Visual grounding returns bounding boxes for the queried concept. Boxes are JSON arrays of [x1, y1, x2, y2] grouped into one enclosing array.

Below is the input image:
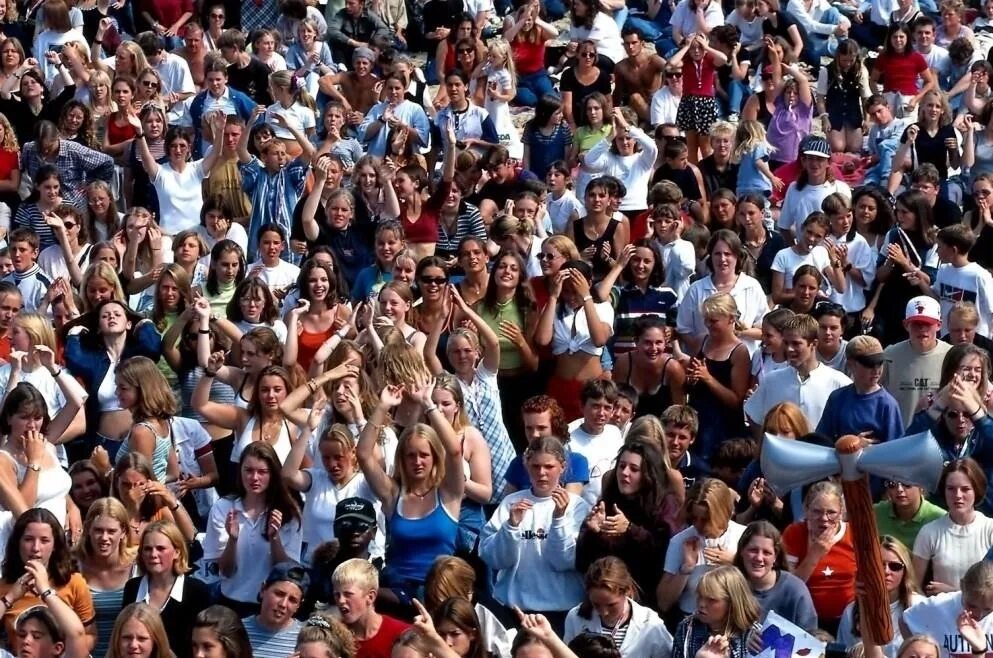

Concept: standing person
[[777, 134, 852, 242], [614, 28, 666, 125], [582, 109, 658, 221], [882, 295, 952, 423], [668, 34, 729, 163], [332, 558, 410, 658], [669, 567, 758, 658]]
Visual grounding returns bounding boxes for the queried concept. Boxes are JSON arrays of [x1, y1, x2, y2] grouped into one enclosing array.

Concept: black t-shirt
[[900, 122, 957, 179], [560, 66, 613, 125], [698, 156, 740, 197], [227, 59, 274, 106], [932, 196, 963, 228]]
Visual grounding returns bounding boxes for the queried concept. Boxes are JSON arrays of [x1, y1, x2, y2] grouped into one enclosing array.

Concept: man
[[812, 302, 847, 372], [136, 32, 196, 123], [177, 21, 207, 87], [864, 94, 914, 186], [914, 16, 952, 86], [874, 479, 945, 551], [21, 122, 114, 209], [217, 29, 274, 106], [614, 28, 665, 124], [189, 59, 257, 155], [909, 164, 962, 228], [327, 0, 392, 66], [202, 116, 252, 223], [0, 281, 21, 362], [319, 47, 381, 122], [243, 563, 307, 658], [433, 70, 500, 155], [745, 314, 852, 436], [881, 295, 952, 422], [333, 558, 409, 658], [697, 121, 738, 196]]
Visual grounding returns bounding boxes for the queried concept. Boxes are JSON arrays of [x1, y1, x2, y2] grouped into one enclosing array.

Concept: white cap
[[904, 296, 941, 325]]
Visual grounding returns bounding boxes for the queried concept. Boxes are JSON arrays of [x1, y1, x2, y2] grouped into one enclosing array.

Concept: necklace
[[409, 487, 432, 499]]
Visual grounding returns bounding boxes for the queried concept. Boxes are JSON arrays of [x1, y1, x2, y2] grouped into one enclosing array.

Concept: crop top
[[551, 301, 615, 357], [97, 362, 123, 412]]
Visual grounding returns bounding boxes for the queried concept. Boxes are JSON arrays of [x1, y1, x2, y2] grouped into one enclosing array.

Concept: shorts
[[676, 94, 720, 134], [828, 104, 863, 131]]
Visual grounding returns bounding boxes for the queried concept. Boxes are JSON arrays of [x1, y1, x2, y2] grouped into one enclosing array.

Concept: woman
[[837, 536, 925, 658], [736, 193, 785, 292], [430, 597, 488, 658], [110, 453, 195, 546], [105, 603, 174, 658], [577, 439, 681, 601], [854, 186, 894, 257], [676, 229, 768, 355], [535, 259, 613, 421], [359, 74, 429, 159], [191, 606, 252, 658], [196, 198, 248, 256], [564, 557, 673, 657], [582, 108, 657, 220], [127, 114, 225, 237], [74, 498, 135, 658], [766, 56, 814, 167], [0, 508, 95, 650], [68, 461, 108, 517], [14, 165, 65, 252], [782, 481, 856, 633], [890, 90, 960, 187], [31, 0, 88, 83], [123, 103, 168, 213], [102, 76, 138, 158], [567, 0, 623, 63], [560, 42, 613, 131], [202, 442, 303, 616], [357, 370, 465, 601], [433, 16, 486, 105], [670, 566, 760, 658], [506, 3, 557, 106], [297, 183, 374, 289], [608, 315, 685, 418], [122, 522, 209, 658], [284, 260, 349, 373], [657, 479, 746, 620], [0, 58, 76, 145], [913, 458, 993, 595], [63, 299, 162, 460], [85, 181, 121, 244], [0, 110, 18, 212], [902, 561, 993, 658], [732, 520, 818, 631], [412, 257, 456, 367], [480, 436, 589, 631]]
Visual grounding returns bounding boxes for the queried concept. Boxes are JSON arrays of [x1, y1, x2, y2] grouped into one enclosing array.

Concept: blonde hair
[[433, 373, 470, 432], [803, 480, 845, 515], [332, 557, 379, 591], [80, 262, 126, 312], [684, 479, 735, 536], [424, 556, 476, 611], [13, 312, 56, 352], [295, 613, 356, 658], [0, 112, 17, 151], [107, 603, 175, 658], [732, 119, 775, 163], [543, 234, 580, 261], [701, 292, 742, 333], [880, 536, 921, 609], [393, 423, 447, 490], [490, 213, 533, 241], [487, 38, 517, 81], [916, 90, 952, 127], [897, 636, 941, 658], [74, 497, 136, 566], [115, 356, 178, 420], [626, 416, 668, 459], [269, 69, 316, 113], [709, 121, 735, 139], [115, 41, 149, 76], [377, 340, 431, 389], [696, 566, 761, 634], [137, 521, 190, 576]]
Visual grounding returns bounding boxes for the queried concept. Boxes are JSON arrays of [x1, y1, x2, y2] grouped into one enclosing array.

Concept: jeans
[[728, 79, 750, 115], [612, 5, 629, 27], [623, 13, 674, 53], [424, 55, 438, 85], [515, 69, 556, 105], [544, 0, 568, 20], [808, 6, 844, 60], [863, 137, 899, 186]]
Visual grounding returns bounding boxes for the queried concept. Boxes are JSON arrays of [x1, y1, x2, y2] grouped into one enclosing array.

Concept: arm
[[281, 421, 314, 492], [191, 355, 244, 429], [126, 114, 160, 180], [911, 67, 937, 108], [418, 381, 465, 507], [534, 275, 562, 348], [42, 348, 88, 442], [356, 393, 401, 507], [161, 308, 192, 372], [450, 286, 500, 372]]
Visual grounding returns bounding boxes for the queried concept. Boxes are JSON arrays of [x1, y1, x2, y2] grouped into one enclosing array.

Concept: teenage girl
[[267, 70, 317, 158], [669, 33, 729, 163], [202, 240, 247, 317], [351, 221, 406, 302], [285, 259, 351, 373], [817, 39, 873, 154], [359, 280, 427, 354], [870, 22, 936, 116], [751, 307, 793, 382]]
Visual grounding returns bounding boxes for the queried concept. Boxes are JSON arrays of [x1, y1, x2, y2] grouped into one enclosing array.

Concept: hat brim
[[335, 512, 376, 526], [802, 150, 830, 159], [904, 314, 941, 325], [852, 352, 885, 367]]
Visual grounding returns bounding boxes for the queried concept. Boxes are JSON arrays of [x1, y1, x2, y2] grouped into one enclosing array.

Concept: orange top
[[782, 521, 857, 622], [0, 572, 95, 644]]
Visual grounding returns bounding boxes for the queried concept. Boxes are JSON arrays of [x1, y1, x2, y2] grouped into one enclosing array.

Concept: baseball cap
[[800, 134, 831, 159], [265, 561, 311, 594], [846, 335, 885, 367], [335, 497, 376, 526], [904, 296, 941, 325]]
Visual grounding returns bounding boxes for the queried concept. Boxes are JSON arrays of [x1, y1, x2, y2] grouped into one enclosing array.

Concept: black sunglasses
[[420, 276, 447, 286]]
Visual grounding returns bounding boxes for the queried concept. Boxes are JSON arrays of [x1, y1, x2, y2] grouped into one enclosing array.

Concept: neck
[[795, 358, 818, 378], [712, 271, 736, 286], [495, 287, 514, 303], [752, 569, 777, 591], [148, 571, 174, 588], [744, 224, 766, 241], [893, 500, 920, 521], [951, 508, 977, 525], [350, 610, 382, 640], [105, 333, 127, 357], [855, 382, 881, 395], [257, 614, 291, 632], [818, 343, 839, 359], [242, 492, 266, 510]]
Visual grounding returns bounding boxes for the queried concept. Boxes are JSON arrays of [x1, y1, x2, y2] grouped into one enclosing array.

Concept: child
[[170, 229, 209, 290], [770, 212, 842, 305], [668, 33, 729, 163], [203, 239, 246, 316], [932, 223, 993, 336], [710, 438, 756, 489], [545, 161, 585, 235], [248, 223, 301, 299], [2, 229, 50, 313], [751, 307, 794, 383], [0, 248, 12, 277], [332, 559, 410, 656], [570, 379, 624, 506], [569, 93, 612, 200], [351, 220, 406, 302], [822, 192, 875, 319], [863, 94, 914, 186], [523, 97, 573, 182], [670, 567, 760, 658], [870, 22, 935, 117], [651, 204, 696, 302], [480, 39, 523, 159], [267, 70, 318, 156], [786, 264, 824, 314], [613, 384, 637, 436], [812, 300, 848, 371], [732, 119, 781, 198], [391, 249, 417, 285], [660, 404, 708, 490], [816, 38, 872, 154]]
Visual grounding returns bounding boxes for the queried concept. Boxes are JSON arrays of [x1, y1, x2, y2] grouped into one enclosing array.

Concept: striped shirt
[[434, 203, 487, 260], [242, 616, 302, 658], [90, 586, 124, 658]]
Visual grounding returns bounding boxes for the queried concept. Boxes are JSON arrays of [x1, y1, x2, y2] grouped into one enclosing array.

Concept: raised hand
[[21, 430, 46, 463], [550, 486, 569, 518], [514, 607, 556, 643], [267, 508, 283, 540], [225, 509, 240, 539], [34, 345, 57, 372], [508, 499, 533, 527], [380, 384, 404, 409]]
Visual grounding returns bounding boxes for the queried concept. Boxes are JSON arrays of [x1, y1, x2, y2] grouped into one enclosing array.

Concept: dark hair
[[895, 189, 936, 247], [567, 633, 623, 658], [601, 439, 670, 514], [193, 606, 252, 658], [707, 229, 747, 275], [3, 509, 72, 586], [200, 196, 234, 226], [0, 382, 51, 435], [937, 458, 987, 506], [431, 598, 485, 658], [852, 186, 895, 237], [623, 238, 665, 288], [226, 277, 279, 324], [580, 379, 619, 405], [527, 94, 563, 132], [480, 249, 536, 317], [205, 239, 246, 296], [234, 442, 302, 526], [884, 22, 912, 55], [732, 520, 791, 573]]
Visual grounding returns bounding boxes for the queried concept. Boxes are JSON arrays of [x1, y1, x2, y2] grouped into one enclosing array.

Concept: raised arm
[[301, 157, 330, 242], [38, 346, 88, 441], [409, 378, 464, 507], [125, 113, 160, 180], [356, 387, 402, 508], [192, 351, 244, 429]]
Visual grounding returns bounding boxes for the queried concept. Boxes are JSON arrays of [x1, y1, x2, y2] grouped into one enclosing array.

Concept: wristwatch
[[26, 464, 40, 472]]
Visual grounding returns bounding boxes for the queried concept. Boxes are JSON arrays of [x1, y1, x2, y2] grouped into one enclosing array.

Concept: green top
[[575, 125, 612, 154], [873, 498, 947, 551], [473, 298, 524, 371], [206, 281, 237, 317]]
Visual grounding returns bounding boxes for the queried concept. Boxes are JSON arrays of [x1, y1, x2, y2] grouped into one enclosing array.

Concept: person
[[479, 436, 589, 633], [606, 314, 684, 417], [782, 481, 856, 633], [882, 295, 953, 422], [4, 582, 89, 658], [733, 521, 818, 631], [359, 75, 429, 159], [326, 0, 392, 65], [294, 610, 357, 658], [567, 0, 624, 64], [20, 123, 115, 212], [657, 479, 745, 619], [191, 605, 253, 658], [669, 566, 761, 658], [563, 557, 673, 657], [902, 560, 993, 658], [568, 380, 624, 504], [583, 109, 657, 220], [121, 521, 209, 658], [932, 224, 993, 336], [105, 603, 174, 658], [913, 458, 993, 596], [662, 405, 709, 491], [777, 134, 852, 242], [332, 558, 410, 658], [242, 563, 307, 658], [836, 536, 925, 658]]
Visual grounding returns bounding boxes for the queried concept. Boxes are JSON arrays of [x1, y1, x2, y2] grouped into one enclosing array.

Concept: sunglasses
[[210, 12, 225, 17], [420, 276, 447, 286], [580, 51, 597, 58], [141, 80, 159, 88], [666, 71, 683, 78], [884, 480, 911, 489], [537, 253, 558, 260], [883, 561, 905, 572], [946, 410, 971, 420], [457, 48, 473, 54], [62, 221, 76, 230]]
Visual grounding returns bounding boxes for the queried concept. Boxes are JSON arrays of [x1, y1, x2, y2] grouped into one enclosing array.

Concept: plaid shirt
[[240, 157, 308, 264], [460, 366, 515, 501], [22, 140, 114, 209], [241, 0, 280, 33]]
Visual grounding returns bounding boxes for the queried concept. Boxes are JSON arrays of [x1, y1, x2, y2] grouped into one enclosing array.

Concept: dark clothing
[[900, 122, 958, 180], [699, 156, 739, 197], [651, 163, 702, 200], [326, 9, 392, 64], [122, 576, 210, 658], [560, 66, 613, 126], [941, 332, 993, 354], [906, 411, 993, 515], [932, 196, 962, 229], [228, 58, 275, 106], [0, 84, 75, 146], [290, 196, 374, 286], [688, 341, 747, 458]]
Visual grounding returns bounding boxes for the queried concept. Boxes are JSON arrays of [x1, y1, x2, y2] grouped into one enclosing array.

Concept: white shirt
[[569, 12, 625, 63], [249, 260, 301, 295], [770, 245, 833, 290], [904, 592, 993, 658], [569, 419, 624, 505], [552, 301, 615, 356], [744, 363, 853, 428], [650, 86, 681, 127], [676, 273, 769, 355], [564, 599, 674, 658], [266, 102, 317, 140], [827, 233, 876, 313], [153, 159, 208, 235], [299, 470, 385, 563], [913, 512, 993, 589], [659, 239, 695, 302], [38, 243, 91, 284], [778, 179, 853, 238], [664, 521, 747, 614], [156, 52, 196, 96], [670, 0, 724, 39], [932, 262, 993, 337]]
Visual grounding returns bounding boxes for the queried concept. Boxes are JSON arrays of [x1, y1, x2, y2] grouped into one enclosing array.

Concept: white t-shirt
[[235, 319, 289, 343], [266, 102, 317, 140], [299, 470, 384, 563], [670, 0, 724, 39], [153, 159, 207, 235], [650, 87, 680, 127], [38, 243, 91, 284], [933, 262, 993, 337], [676, 273, 770, 356], [664, 521, 747, 614], [569, 12, 625, 63], [547, 192, 585, 235], [827, 233, 876, 313], [778, 179, 853, 237], [744, 363, 852, 428], [659, 239, 695, 302], [904, 591, 993, 658], [770, 245, 832, 290], [250, 260, 301, 295], [913, 512, 993, 589], [156, 53, 196, 96], [569, 420, 624, 506]]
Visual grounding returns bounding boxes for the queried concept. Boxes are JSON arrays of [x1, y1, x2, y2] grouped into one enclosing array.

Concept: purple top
[[767, 97, 813, 164]]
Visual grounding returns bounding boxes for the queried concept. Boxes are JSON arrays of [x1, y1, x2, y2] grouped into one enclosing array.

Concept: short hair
[[712, 438, 757, 470], [8, 227, 39, 251], [615, 384, 638, 408], [520, 395, 570, 440], [821, 192, 851, 217], [961, 559, 993, 599], [709, 121, 735, 138], [949, 301, 980, 326], [937, 223, 977, 254], [580, 379, 618, 405], [783, 314, 819, 343], [866, 93, 889, 110], [332, 557, 379, 591], [762, 401, 811, 437], [135, 31, 166, 57], [937, 458, 987, 506], [801, 211, 831, 232], [911, 163, 941, 186], [660, 404, 699, 436]]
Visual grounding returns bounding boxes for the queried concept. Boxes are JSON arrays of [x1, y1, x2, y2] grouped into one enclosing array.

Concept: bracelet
[[95, 39, 103, 45], [134, 132, 145, 140], [204, 369, 217, 378], [307, 379, 319, 393], [423, 405, 438, 414], [51, 368, 63, 377], [170, 502, 181, 511], [971, 406, 986, 420], [198, 328, 211, 334], [972, 647, 988, 656], [39, 588, 53, 601], [0, 596, 12, 609], [582, 294, 593, 303], [336, 327, 350, 339]]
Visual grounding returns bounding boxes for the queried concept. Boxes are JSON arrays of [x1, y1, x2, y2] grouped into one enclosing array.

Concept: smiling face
[[741, 534, 777, 582], [71, 470, 103, 509]]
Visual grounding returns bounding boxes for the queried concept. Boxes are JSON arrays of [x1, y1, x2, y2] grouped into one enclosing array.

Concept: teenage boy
[[816, 336, 905, 443], [569, 379, 624, 505], [864, 95, 914, 186], [217, 29, 275, 106], [943, 301, 993, 353], [931, 224, 993, 337], [503, 396, 590, 496], [914, 17, 951, 83], [745, 314, 852, 437], [770, 212, 845, 305], [660, 404, 709, 490], [2, 229, 50, 313], [874, 478, 945, 551], [812, 302, 848, 372], [190, 59, 257, 155], [0, 281, 22, 362], [243, 563, 308, 658], [333, 558, 409, 658], [908, 164, 962, 228], [881, 295, 952, 422]]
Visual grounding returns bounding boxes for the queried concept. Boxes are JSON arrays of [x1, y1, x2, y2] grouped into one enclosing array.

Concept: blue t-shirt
[[736, 143, 773, 196], [522, 121, 573, 180], [505, 449, 591, 489], [815, 384, 905, 444]]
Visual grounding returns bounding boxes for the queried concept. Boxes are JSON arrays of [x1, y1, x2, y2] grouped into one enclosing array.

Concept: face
[[241, 455, 272, 495], [446, 75, 467, 103], [392, 258, 415, 284], [526, 451, 564, 495], [0, 293, 21, 329], [38, 178, 60, 206], [112, 82, 133, 107], [385, 79, 405, 105], [696, 593, 729, 628], [138, 76, 160, 99], [16, 619, 61, 658], [612, 397, 633, 428], [761, 323, 783, 353], [378, 288, 410, 323], [326, 196, 353, 230], [582, 397, 612, 433], [803, 154, 829, 181], [522, 410, 553, 441], [589, 587, 627, 627], [19, 522, 54, 565], [239, 291, 266, 323], [945, 471, 976, 512], [436, 621, 475, 657], [867, 103, 893, 127], [851, 357, 884, 390], [957, 353, 985, 388], [63, 106, 85, 134], [585, 100, 603, 125], [258, 374, 287, 412], [922, 97, 943, 123], [538, 245, 566, 276], [447, 335, 477, 375], [906, 319, 939, 350], [664, 425, 694, 463], [334, 583, 373, 624], [402, 436, 434, 482], [71, 470, 102, 508], [205, 71, 227, 97], [886, 479, 922, 511], [214, 251, 241, 284], [742, 535, 777, 581], [493, 255, 521, 290], [1, 42, 20, 69], [806, 493, 842, 534], [799, 223, 827, 251], [418, 266, 447, 301], [703, 312, 733, 337], [118, 618, 155, 658], [191, 628, 225, 658], [115, 376, 139, 411], [260, 582, 303, 627], [892, 28, 909, 51], [949, 315, 978, 345], [709, 240, 737, 278], [816, 313, 842, 349], [783, 329, 815, 368], [711, 197, 735, 225], [141, 531, 177, 576], [877, 547, 906, 594], [85, 277, 115, 307], [262, 143, 288, 171], [20, 74, 42, 99], [615, 451, 643, 496], [585, 186, 608, 214], [167, 137, 190, 163]]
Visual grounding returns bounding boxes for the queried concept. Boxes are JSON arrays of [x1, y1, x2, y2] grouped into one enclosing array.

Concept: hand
[[193, 297, 211, 319], [703, 545, 734, 565], [7, 574, 29, 602], [225, 509, 240, 539], [98, 17, 113, 35], [448, 284, 470, 313], [748, 477, 767, 508], [810, 525, 838, 554], [44, 50, 60, 65], [21, 430, 46, 463], [408, 377, 437, 408], [598, 240, 613, 263], [289, 299, 311, 318], [580, 244, 597, 261], [861, 306, 875, 330], [34, 345, 57, 372], [174, 473, 197, 499], [514, 607, 556, 642], [615, 243, 636, 269], [927, 580, 956, 595], [267, 508, 283, 540], [906, 124, 920, 142], [125, 112, 143, 130], [8, 350, 25, 373], [290, 239, 308, 255], [566, 268, 591, 297], [886, 243, 909, 268], [23, 560, 50, 595], [548, 270, 566, 299], [207, 351, 226, 373], [498, 320, 526, 347], [945, 137, 959, 152], [682, 536, 701, 572], [411, 599, 440, 638], [771, 176, 784, 192], [602, 504, 630, 535], [144, 480, 179, 509], [380, 384, 404, 409], [550, 486, 569, 518], [958, 610, 989, 653], [22, 58, 38, 70], [90, 446, 111, 475], [269, 111, 288, 128], [508, 499, 533, 527], [697, 635, 731, 658], [585, 500, 606, 532]]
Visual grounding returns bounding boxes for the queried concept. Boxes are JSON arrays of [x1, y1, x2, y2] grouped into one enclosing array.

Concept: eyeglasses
[[946, 410, 971, 419], [210, 12, 225, 18], [419, 276, 447, 286], [884, 561, 905, 572], [808, 508, 841, 520], [580, 51, 597, 59], [537, 253, 558, 260], [141, 80, 159, 88], [665, 71, 683, 78], [62, 221, 76, 230]]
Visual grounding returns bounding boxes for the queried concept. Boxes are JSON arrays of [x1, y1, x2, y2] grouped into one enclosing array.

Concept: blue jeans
[[612, 5, 629, 27], [808, 6, 842, 60], [515, 69, 556, 106], [624, 12, 673, 52], [864, 137, 899, 186], [728, 79, 750, 115]]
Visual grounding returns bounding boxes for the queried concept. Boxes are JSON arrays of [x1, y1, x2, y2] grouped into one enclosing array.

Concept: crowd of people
[[1, 0, 993, 656]]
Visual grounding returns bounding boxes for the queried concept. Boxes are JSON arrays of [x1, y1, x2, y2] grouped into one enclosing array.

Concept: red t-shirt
[[682, 53, 717, 97], [512, 37, 546, 76], [875, 51, 928, 95], [357, 615, 410, 658], [782, 521, 857, 622], [400, 181, 448, 245], [0, 149, 17, 184]]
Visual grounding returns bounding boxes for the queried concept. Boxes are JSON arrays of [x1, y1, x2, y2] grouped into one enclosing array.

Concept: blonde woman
[[79, 261, 126, 313], [74, 498, 136, 658], [134, 67, 166, 109], [889, 90, 959, 191], [671, 566, 761, 658], [0, 111, 19, 212], [92, 33, 149, 78], [84, 70, 116, 146], [112, 356, 180, 483], [106, 603, 175, 658]]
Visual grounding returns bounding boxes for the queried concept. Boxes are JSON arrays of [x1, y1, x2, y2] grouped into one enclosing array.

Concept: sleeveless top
[[231, 416, 293, 464], [180, 367, 236, 421], [386, 490, 458, 583], [297, 325, 334, 373], [572, 217, 620, 279], [689, 340, 747, 457], [753, 90, 774, 129], [2, 448, 70, 525], [90, 585, 124, 658], [624, 353, 674, 418], [233, 374, 252, 410], [117, 421, 172, 482]]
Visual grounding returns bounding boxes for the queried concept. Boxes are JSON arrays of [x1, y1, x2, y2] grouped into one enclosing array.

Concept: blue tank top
[[386, 491, 458, 582]]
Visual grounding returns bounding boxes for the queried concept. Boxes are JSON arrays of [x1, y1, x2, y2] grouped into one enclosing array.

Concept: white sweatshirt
[[582, 128, 659, 211], [479, 489, 590, 612], [565, 598, 674, 658]]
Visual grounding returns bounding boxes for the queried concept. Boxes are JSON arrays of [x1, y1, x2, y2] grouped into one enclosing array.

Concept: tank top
[[231, 416, 292, 464], [689, 340, 747, 457], [624, 353, 674, 418], [753, 90, 774, 129], [386, 490, 458, 583], [117, 420, 173, 482], [97, 363, 123, 412], [89, 586, 124, 658], [234, 374, 252, 410], [297, 325, 334, 373], [572, 217, 620, 279], [3, 448, 70, 525]]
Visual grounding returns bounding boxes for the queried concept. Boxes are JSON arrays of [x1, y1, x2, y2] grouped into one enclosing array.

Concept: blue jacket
[[64, 320, 162, 437], [907, 410, 993, 514], [189, 87, 257, 154]]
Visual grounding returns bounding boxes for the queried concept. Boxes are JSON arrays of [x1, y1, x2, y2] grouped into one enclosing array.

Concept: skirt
[[676, 94, 720, 134]]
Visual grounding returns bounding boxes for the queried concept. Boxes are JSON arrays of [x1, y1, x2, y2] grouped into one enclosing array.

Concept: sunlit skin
[[238, 291, 266, 324], [20, 522, 54, 565], [140, 531, 177, 577], [257, 375, 288, 414], [615, 451, 643, 496], [213, 251, 241, 285], [319, 440, 356, 485], [8, 241, 37, 274], [84, 276, 116, 308], [948, 315, 980, 345], [791, 275, 819, 311], [663, 424, 694, 465], [402, 436, 435, 486], [191, 628, 226, 658], [241, 455, 271, 497], [522, 411, 554, 441], [71, 470, 103, 510], [525, 452, 565, 497], [240, 338, 272, 374], [16, 618, 62, 658], [696, 593, 729, 631], [378, 287, 410, 324], [326, 196, 353, 231], [99, 303, 130, 336], [741, 535, 777, 586], [588, 587, 629, 627]]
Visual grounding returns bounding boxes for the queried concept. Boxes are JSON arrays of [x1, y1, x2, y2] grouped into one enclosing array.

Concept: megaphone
[[761, 435, 840, 496]]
